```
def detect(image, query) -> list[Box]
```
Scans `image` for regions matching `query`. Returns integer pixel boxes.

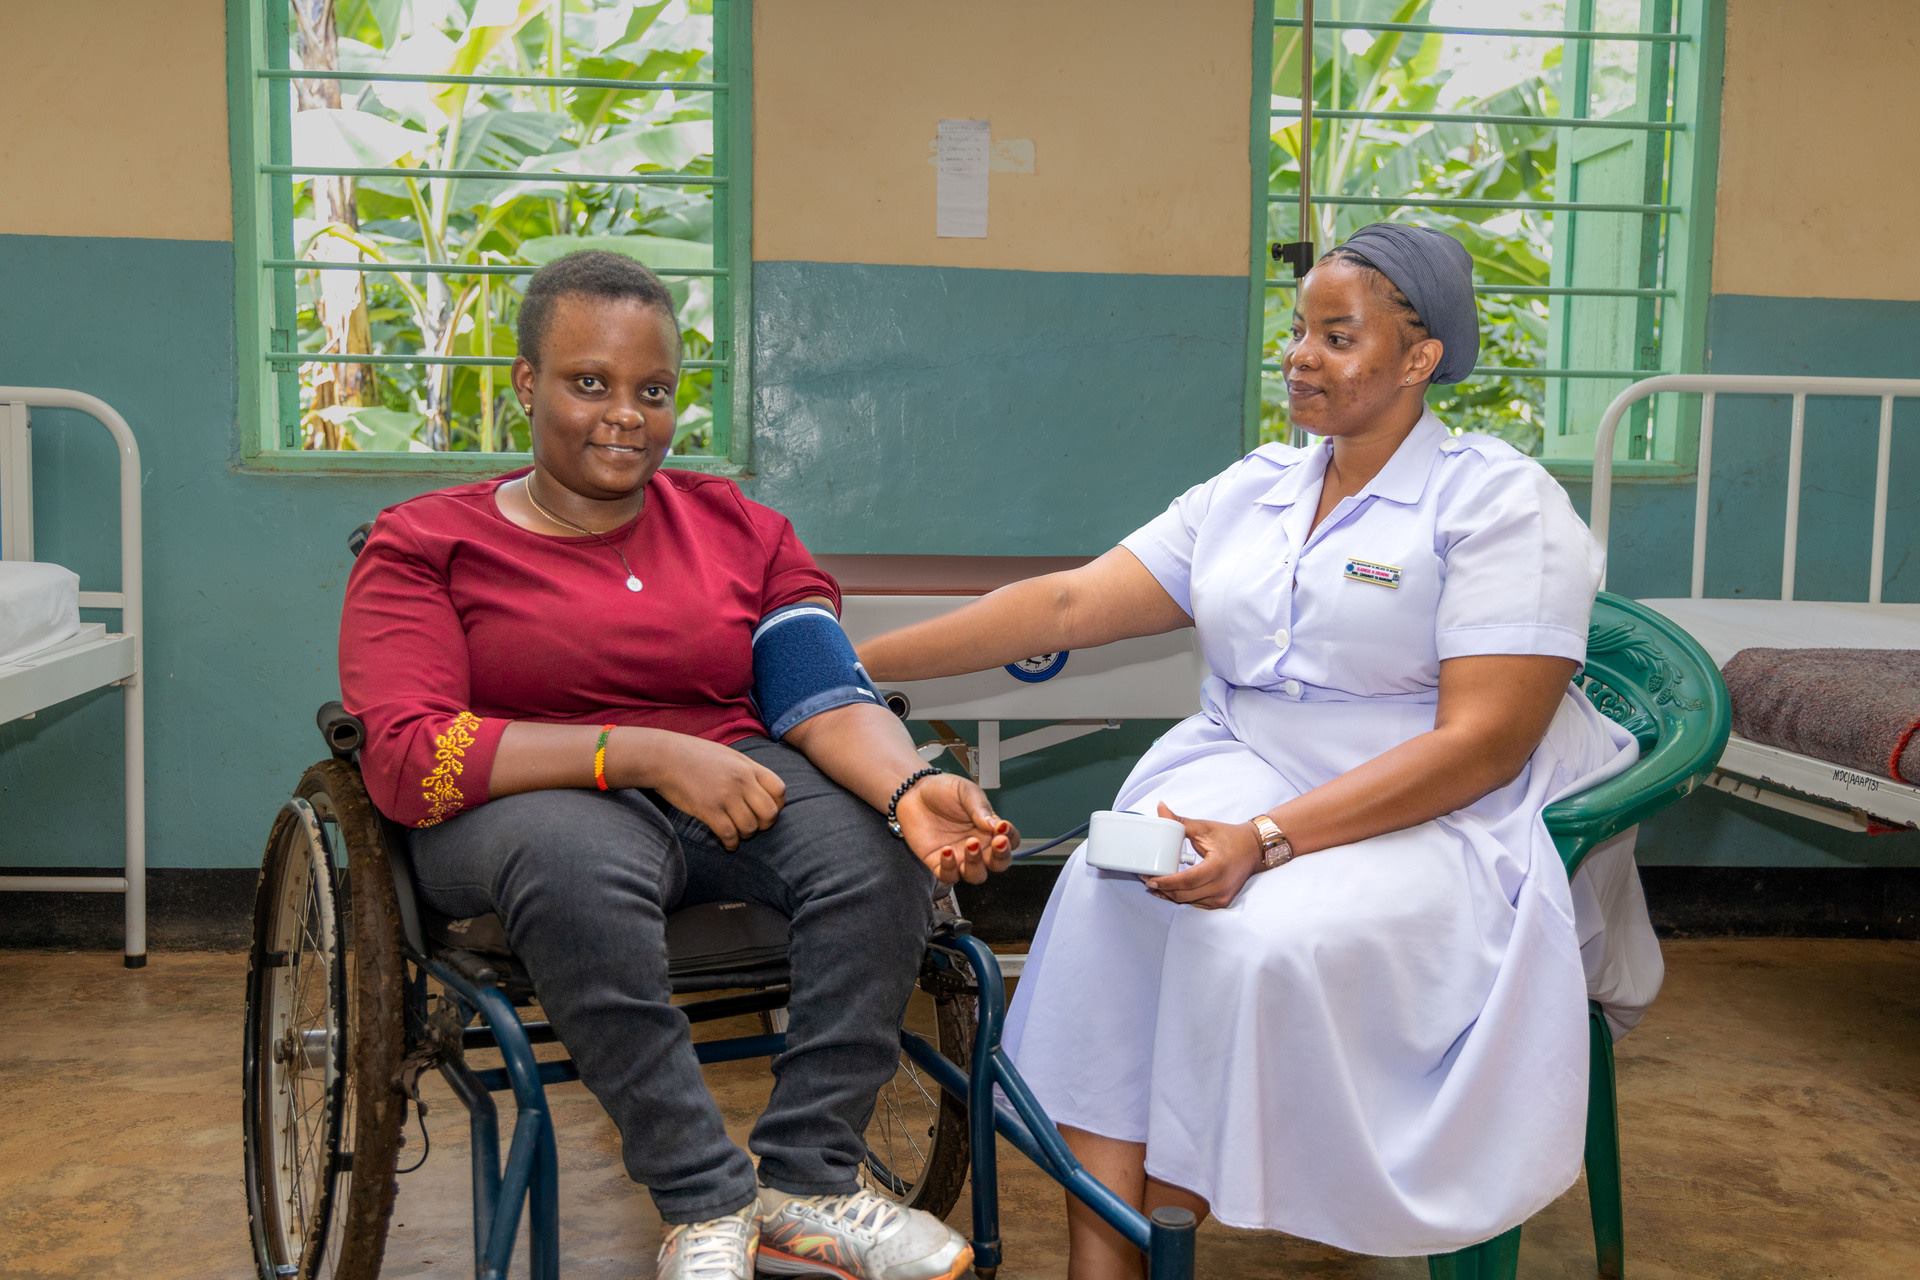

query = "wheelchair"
[240,705,995,1280]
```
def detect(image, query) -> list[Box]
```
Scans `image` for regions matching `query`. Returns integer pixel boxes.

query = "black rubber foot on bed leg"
[124,954,148,969]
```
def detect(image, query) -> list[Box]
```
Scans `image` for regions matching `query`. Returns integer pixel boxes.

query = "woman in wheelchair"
[340,251,1013,1280]
[859,225,1663,1278]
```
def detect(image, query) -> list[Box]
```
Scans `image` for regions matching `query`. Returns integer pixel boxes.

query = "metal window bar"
[1267,193,1679,214]
[1589,374,1920,603]
[263,259,724,279]
[1263,281,1673,297]
[1259,5,1691,450]
[1269,107,1682,132]
[262,164,723,187]
[1260,362,1657,379]
[257,68,722,92]
[273,352,726,371]
[1274,17,1688,42]
[255,0,734,457]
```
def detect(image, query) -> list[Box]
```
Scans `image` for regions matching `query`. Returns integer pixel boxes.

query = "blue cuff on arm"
[750,603,884,739]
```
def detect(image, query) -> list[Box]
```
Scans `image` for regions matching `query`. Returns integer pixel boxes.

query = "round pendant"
[625,575,644,593]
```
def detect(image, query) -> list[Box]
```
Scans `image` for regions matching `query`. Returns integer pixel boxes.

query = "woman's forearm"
[860,575,1077,681]
[1269,655,1577,856]
[860,547,1190,682]
[781,701,933,811]
[1268,727,1521,856]
[488,721,690,797]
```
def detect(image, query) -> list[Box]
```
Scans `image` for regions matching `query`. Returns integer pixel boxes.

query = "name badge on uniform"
[1343,558,1402,588]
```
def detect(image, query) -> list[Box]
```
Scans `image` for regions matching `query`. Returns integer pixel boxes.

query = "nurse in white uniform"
[860,224,1659,1276]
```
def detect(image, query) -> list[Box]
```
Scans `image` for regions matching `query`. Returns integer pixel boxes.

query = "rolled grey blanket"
[1721,648,1920,784]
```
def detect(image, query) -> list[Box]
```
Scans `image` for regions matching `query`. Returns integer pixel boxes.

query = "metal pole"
[1299,0,1314,249]
[1148,1206,1198,1279]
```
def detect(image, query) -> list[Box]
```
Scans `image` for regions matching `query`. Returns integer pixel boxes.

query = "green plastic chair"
[1427,593,1732,1280]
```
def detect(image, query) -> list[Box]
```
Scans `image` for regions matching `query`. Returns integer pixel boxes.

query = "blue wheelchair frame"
[419,917,1197,1280]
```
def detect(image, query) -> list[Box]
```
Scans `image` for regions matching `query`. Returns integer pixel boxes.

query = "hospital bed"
[830,555,1207,790]
[1590,374,1920,833]
[0,387,147,965]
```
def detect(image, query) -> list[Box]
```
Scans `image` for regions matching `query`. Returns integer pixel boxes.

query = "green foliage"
[1264,2,1564,454]
[288,0,722,453]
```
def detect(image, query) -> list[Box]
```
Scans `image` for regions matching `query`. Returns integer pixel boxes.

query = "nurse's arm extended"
[857,547,1192,680]
[1146,652,1578,908]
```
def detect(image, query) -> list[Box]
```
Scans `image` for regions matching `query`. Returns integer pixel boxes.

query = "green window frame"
[227,0,753,474]
[1248,1,1723,476]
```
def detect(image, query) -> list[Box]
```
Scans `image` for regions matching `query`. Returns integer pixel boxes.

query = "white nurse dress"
[1001,412,1661,1256]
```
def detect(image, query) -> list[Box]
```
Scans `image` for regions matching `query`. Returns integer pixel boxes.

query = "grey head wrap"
[1334,222,1479,384]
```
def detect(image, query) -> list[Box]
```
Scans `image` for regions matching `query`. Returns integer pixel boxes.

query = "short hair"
[1315,244,1431,344]
[516,250,680,365]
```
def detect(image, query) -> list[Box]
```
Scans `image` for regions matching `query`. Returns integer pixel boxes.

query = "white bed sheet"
[1638,598,1920,667]
[0,561,82,665]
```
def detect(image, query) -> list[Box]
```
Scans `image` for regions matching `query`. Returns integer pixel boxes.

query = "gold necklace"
[522,474,644,593]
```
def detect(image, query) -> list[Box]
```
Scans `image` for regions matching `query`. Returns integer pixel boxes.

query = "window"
[229,0,750,467]
[1252,0,1721,468]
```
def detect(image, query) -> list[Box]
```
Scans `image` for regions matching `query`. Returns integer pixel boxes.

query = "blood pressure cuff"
[750,603,883,739]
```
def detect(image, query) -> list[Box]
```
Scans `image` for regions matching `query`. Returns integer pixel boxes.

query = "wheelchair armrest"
[317,701,365,761]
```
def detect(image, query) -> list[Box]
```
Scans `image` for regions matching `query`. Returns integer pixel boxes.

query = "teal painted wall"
[0,238,1240,868]
[1,235,1914,870]
[750,262,1248,554]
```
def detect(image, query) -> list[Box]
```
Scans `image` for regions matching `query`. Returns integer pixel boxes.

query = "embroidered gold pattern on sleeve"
[417,711,483,827]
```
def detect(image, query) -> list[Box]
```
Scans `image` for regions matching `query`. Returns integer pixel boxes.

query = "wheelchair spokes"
[862,986,973,1217]
[247,762,409,1280]
[247,798,349,1276]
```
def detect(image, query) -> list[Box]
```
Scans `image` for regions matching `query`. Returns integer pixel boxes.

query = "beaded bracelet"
[885,767,943,837]
[593,724,616,791]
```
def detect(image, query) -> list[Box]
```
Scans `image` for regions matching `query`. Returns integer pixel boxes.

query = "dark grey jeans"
[407,737,935,1224]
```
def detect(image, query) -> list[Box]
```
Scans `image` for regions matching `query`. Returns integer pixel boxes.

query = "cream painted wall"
[0,0,232,241]
[1714,0,1920,299]
[752,0,1253,276]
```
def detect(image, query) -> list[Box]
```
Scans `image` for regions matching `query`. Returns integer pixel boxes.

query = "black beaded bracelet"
[885,767,944,838]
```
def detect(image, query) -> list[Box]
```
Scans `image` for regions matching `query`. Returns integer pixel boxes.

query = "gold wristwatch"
[1249,814,1295,871]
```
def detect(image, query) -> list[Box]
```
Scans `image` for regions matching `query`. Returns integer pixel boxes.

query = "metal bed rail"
[0,386,146,965]
[1590,373,1920,600]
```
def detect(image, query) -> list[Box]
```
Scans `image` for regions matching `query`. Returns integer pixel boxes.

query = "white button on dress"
[1001,411,1656,1257]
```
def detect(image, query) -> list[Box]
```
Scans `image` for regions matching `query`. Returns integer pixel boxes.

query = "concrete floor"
[0,939,1915,1279]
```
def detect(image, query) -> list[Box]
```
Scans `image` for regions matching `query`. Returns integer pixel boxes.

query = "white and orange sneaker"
[755,1186,972,1280]
[655,1203,758,1280]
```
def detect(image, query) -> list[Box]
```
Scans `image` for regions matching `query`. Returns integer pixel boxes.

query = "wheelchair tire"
[244,760,409,1280]
[864,976,976,1219]
[761,977,974,1218]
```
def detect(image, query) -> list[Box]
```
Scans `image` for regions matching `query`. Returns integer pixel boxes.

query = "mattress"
[1638,598,1920,668]
[0,561,82,665]
[1642,597,1920,826]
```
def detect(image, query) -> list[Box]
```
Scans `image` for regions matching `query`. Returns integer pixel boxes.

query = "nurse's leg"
[1038,725,1288,1276]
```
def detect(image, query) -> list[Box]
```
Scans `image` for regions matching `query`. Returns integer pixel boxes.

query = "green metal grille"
[1255,1,1720,464]
[232,0,750,464]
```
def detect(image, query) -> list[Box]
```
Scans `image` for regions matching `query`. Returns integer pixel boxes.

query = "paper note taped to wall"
[935,119,990,238]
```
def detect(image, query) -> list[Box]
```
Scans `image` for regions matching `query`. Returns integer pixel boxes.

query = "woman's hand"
[895,775,1018,885]
[1144,802,1263,909]
[641,734,786,851]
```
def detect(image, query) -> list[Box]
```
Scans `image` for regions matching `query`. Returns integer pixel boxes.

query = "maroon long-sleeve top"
[338,467,839,828]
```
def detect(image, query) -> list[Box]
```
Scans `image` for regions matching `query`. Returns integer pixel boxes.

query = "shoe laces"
[785,1188,903,1244]
[662,1208,755,1279]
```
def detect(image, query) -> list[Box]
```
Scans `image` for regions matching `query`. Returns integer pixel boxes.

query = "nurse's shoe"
[755,1185,973,1280]
[655,1203,758,1280]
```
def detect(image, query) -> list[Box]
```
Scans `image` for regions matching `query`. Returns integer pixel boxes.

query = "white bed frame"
[0,387,146,965]
[1590,374,1920,833]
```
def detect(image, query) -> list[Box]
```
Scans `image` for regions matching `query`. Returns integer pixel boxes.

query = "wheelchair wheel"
[862,973,976,1218]
[244,760,409,1280]
[760,979,974,1218]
